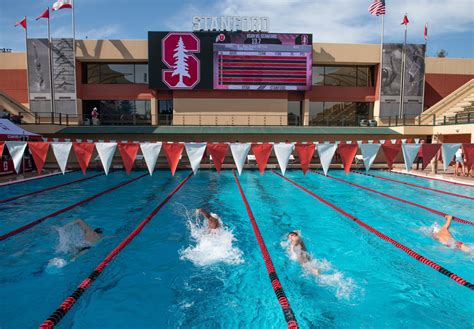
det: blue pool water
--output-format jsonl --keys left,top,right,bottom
{"left": 0, "top": 170, "right": 473, "bottom": 328}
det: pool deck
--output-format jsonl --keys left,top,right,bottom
{"left": 390, "top": 165, "right": 474, "bottom": 186}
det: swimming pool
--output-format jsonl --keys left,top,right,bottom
{"left": 0, "top": 169, "right": 473, "bottom": 328}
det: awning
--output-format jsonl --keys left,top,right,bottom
{"left": 0, "top": 119, "right": 41, "bottom": 141}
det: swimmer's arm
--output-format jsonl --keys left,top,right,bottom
{"left": 74, "top": 220, "right": 95, "bottom": 235}
{"left": 197, "top": 208, "right": 212, "bottom": 220}
{"left": 441, "top": 215, "right": 453, "bottom": 230}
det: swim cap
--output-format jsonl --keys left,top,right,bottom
{"left": 94, "top": 228, "right": 104, "bottom": 234}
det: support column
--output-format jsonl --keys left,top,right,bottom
{"left": 302, "top": 99, "right": 310, "bottom": 126}
{"left": 76, "top": 98, "right": 83, "bottom": 124}
{"left": 151, "top": 96, "right": 158, "bottom": 125}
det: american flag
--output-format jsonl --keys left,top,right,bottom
{"left": 368, "top": 0, "right": 386, "bottom": 16}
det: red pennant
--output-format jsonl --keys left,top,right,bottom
{"left": 381, "top": 144, "right": 402, "bottom": 169}
{"left": 395, "top": 139, "right": 402, "bottom": 144}
{"left": 163, "top": 143, "right": 184, "bottom": 176}
{"left": 421, "top": 144, "right": 441, "bottom": 170}
{"left": 15, "top": 17, "right": 27, "bottom": 29}
{"left": 251, "top": 143, "right": 273, "bottom": 175}
{"left": 462, "top": 144, "right": 474, "bottom": 170}
{"left": 36, "top": 8, "right": 50, "bottom": 20}
{"left": 295, "top": 144, "right": 315, "bottom": 175}
{"left": 0, "top": 142, "right": 4, "bottom": 156}
{"left": 72, "top": 142, "right": 95, "bottom": 174}
{"left": 338, "top": 144, "right": 358, "bottom": 175}
{"left": 118, "top": 143, "right": 139, "bottom": 175}
{"left": 28, "top": 142, "right": 49, "bottom": 174}
{"left": 406, "top": 138, "right": 413, "bottom": 144}
{"left": 207, "top": 143, "right": 228, "bottom": 173}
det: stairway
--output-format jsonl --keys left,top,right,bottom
{"left": 0, "top": 92, "right": 36, "bottom": 124}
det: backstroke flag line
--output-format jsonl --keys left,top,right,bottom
{"left": 140, "top": 142, "right": 162, "bottom": 175}
{"left": 317, "top": 143, "right": 337, "bottom": 176}
{"left": 401, "top": 143, "right": 420, "bottom": 171}
{"left": 360, "top": 143, "right": 381, "bottom": 171}
{"left": 5, "top": 141, "right": 27, "bottom": 174}
{"left": 50, "top": 142, "right": 72, "bottom": 174}
{"left": 185, "top": 143, "right": 207, "bottom": 175}
{"left": 230, "top": 143, "right": 251, "bottom": 175}
{"left": 95, "top": 142, "right": 117, "bottom": 175}
{"left": 274, "top": 143, "right": 294, "bottom": 176}
{"left": 441, "top": 143, "right": 461, "bottom": 171}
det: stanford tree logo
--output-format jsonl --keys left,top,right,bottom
{"left": 161, "top": 32, "right": 200, "bottom": 89}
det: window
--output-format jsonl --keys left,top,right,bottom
{"left": 158, "top": 100, "right": 173, "bottom": 125}
{"left": 288, "top": 101, "right": 302, "bottom": 126}
{"left": 312, "top": 66, "right": 373, "bottom": 87}
{"left": 82, "top": 63, "right": 149, "bottom": 84}
{"left": 82, "top": 100, "right": 151, "bottom": 125}
{"left": 309, "top": 102, "right": 371, "bottom": 126}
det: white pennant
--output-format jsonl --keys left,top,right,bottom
{"left": 50, "top": 142, "right": 72, "bottom": 174}
{"left": 360, "top": 143, "right": 381, "bottom": 172}
{"left": 230, "top": 143, "right": 251, "bottom": 175}
{"left": 414, "top": 138, "right": 420, "bottom": 144}
{"left": 441, "top": 143, "right": 461, "bottom": 171}
{"left": 95, "top": 142, "right": 117, "bottom": 175}
{"left": 274, "top": 143, "right": 294, "bottom": 176}
{"left": 391, "top": 139, "right": 397, "bottom": 144}
{"left": 140, "top": 142, "right": 162, "bottom": 175}
{"left": 5, "top": 141, "right": 27, "bottom": 174}
{"left": 379, "top": 139, "right": 385, "bottom": 144}
{"left": 401, "top": 139, "right": 407, "bottom": 144}
{"left": 185, "top": 143, "right": 207, "bottom": 175}
{"left": 402, "top": 144, "right": 421, "bottom": 171}
{"left": 317, "top": 143, "right": 337, "bottom": 176}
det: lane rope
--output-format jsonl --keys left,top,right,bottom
{"left": 233, "top": 170, "right": 299, "bottom": 329}
{"left": 0, "top": 173, "right": 105, "bottom": 204}
{"left": 386, "top": 169, "right": 474, "bottom": 188}
{"left": 351, "top": 170, "right": 474, "bottom": 201}
{"left": 272, "top": 170, "right": 474, "bottom": 291}
{"left": 38, "top": 173, "right": 192, "bottom": 329}
{"left": 0, "top": 171, "right": 72, "bottom": 188}
{"left": 312, "top": 171, "right": 474, "bottom": 226}
{"left": 0, "top": 173, "right": 148, "bottom": 242}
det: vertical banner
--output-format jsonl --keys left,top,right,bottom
{"left": 380, "top": 44, "right": 403, "bottom": 118}
{"left": 402, "top": 44, "right": 426, "bottom": 116}
{"left": 27, "top": 39, "right": 52, "bottom": 113}
{"left": 52, "top": 38, "right": 76, "bottom": 114}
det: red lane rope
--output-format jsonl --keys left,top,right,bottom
{"left": 233, "top": 170, "right": 299, "bottom": 329}
{"left": 272, "top": 170, "right": 474, "bottom": 291}
{"left": 312, "top": 171, "right": 474, "bottom": 226}
{"left": 0, "top": 173, "right": 148, "bottom": 242}
{"left": 0, "top": 171, "right": 71, "bottom": 188}
{"left": 385, "top": 169, "right": 474, "bottom": 188}
{"left": 38, "top": 173, "right": 192, "bottom": 329}
{"left": 0, "top": 173, "right": 105, "bottom": 204}
{"left": 351, "top": 171, "right": 474, "bottom": 201}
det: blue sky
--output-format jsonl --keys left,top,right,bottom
{"left": 1, "top": 0, "right": 473, "bottom": 58}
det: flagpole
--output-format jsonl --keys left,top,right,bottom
{"left": 421, "top": 23, "right": 428, "bottom": 114}
{"left": 24, "top": 17, "right": 32, "bottom": 115}
{"left": 47, "top": 8, "right": 55, "bottom": 114}
{"left": 378, "top": 14, "right": 384, "bottom": 122}
{"left": 72, "top": 0, "right": 78, "bottom": 118}
{"left": 399, "top": 17, "right": 408, "bottom": 119}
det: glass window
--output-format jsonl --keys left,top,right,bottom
{"left": 309, "top": 102, "right": 324, "bottom": 125}
{"left": 324, "top": 67, "right": 357, "bottom": 86}
{"left": 134, "top": 64, "right": 148, "bottom": 83}
{"left": 100, "top": 64, "right": 134, "bottom": 84}
{"left": 357, "top": 67, "right": 369, "bottom": 86}
{"left": 82, "top": 100, "right": 151, "bottom": 125}
{"left": 159, "top": 100, "right": 173, "bottom": 125}
{"left": 288, "top": 101, "right": 302, "bottom": 126}
{"left": 312, "top": 66, "right": 324, "bottom": 86}
{"left": 86, "top": 64, "right": 100, "bottom": 84}
{"left": 308, "top": 102, "right": 371, "bottom": 126}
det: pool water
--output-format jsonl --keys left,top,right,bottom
{"left": 0, "top": 170, "right": 473, "bottom": 328}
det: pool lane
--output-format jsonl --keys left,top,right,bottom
{"left": 240, "top": 171, "right": 474, "bottom": 329}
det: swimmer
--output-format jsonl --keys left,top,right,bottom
{"left": 196, "top": 208, "right": 221, "bottom": 231}
{"left": 61, "top": 219, "right": 103, "bottom": 255}
{"left": 288, "top": 232, "right": 319, "bottom": 276}
{"left": 433, "top": 215, "right": 470, "bottom": 252}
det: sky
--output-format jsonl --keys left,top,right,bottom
{"left": 1, "top": 0, "right": 473, "bottom": 58}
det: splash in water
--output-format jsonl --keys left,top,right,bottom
{"left": 54, "top": 223, "right": 91, "bottom": 255}
{"left": 179, "top": 207, "right": 244, "bottom": 266}
{"left": 45, "top": 257, "right": 67, "bottom": 274}
{"left": 282, "top": 235, "right": 358, "bottom": 300}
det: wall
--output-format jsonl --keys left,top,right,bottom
{"left": 0, "top": 53, "right": 28, "bottom": 105}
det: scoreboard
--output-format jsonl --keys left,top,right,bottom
{"left": 148, "top": 31, "right": 312, "bottom": 91}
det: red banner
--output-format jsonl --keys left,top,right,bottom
{"left": 462, "top": 143, "right": 474, "bottom": 170}
{"left": 118, "top": 143, "right": 139, "bottom": 175}
{"left": 295, "top": 144, "right": 315, "bottom": 174}
{"left": 206, "top": 143, "right": 228, "bottom": 173}
{"left": 421, "top": 144, "right": 441, "bottom": 170}
{"left": 338, "top": 144, "right": 358, "bottom": 174}
{"left": 0, "top": 142, "right": 4, "bottom": 157}
{"left": 381, "top": 144, "right": 402, "bottom": 169}
{"left": 251, "top": 143, "right": 273, "bottom": 174}
{"left": 163, "top": 143, "right": 184, "bottom": 176}
{"left": 72, "top": 142, "right": 95, "bottom": 174}
{"left": 27, "top": 142, "right": 49, "bottom": 174}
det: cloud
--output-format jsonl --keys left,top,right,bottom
{"left": 168, "top": 0, "right": 474, "bottom": 44}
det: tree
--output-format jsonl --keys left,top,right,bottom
{"left": 172, "top": 37, "right": 190, "bottom": 87}
{"left": 436, "top": 49, "right": 448, "bottom": 58}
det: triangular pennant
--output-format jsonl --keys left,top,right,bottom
{"left": 27, "top": 142, "right": 49, "bottom": 174}
{"left": 337, "top": 144, "right": 358, "bottom": 175}
{"left": 95, "top": 142, "right": 117, "bottom": 175}
{"left": 360, "top": 143, "right": 381, "bottom": 172}
{"left": 163, "top": 143, "right": 184, "bottom": 176}
{"left": 230, "top": 143, "right": 251, "bottom": 175}
{"left": 414, "top": 138, "right": 420, "bottom": 144}
{"left": 441, "top": 143, "right": 461, "bottom": 171}
{"left": 381, "top": 144, "right": 401, "bottom": 169}
{"left": 317, "top": 143, "right": 337, "bottom": 176}
{"left": 50, "top": 142, "right": 72, "bottom": 174}
{"left": 0, "top": 142, "right": 4, "bottom": 157}
{"left": 391, "top": 139, "right": 397, "bottom": 144}
{"left": 118, "top": 143, "right": 139, "bottom": 175}
{"left": 462, "top": 143, "right": 474, "bottom": 170}
{"left": 421, "top": 144, "right": 441, "bottom": 170}
{"left": 251, "top": 143, "right": 273, "bottom": 175}
{"left": 185, "top": 143, "right": 207, "bottom": 175}
{"left": 6, "top": 141, "right": 27, "bottom": 174}
{"left": 72, "top": 142, "right": 95, "bottom": 174}
{"left": 206, "top": 143, "right": 228, "bottom": 174}
{"left": 401, "top": 144, "right": 421, "bottom": 171}
{"left": 274, "top": 143, "right": 294, "bottom": 176}
{"left": 140, "top": 142, "right": 162, "bottom": 175}
{"left": 379, "top": 139, "right": 386, "bottom": 144}
{"left": 295, "top": 144, "right": 315, "bottom": 175}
